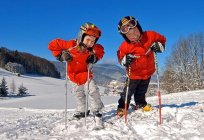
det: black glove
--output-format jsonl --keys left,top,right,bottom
{"left": 87, "top": 47, "right": 93, "bottom": 52}
{"left": 86, "top": 54, "right": 98, "bottom": 64}
{"left": 56, "top": 51, "right": 73, "bottom": 62}
{"left": 121, "top": 54, "right": 135, "bottom": 67}
{"left": 151, "top": 42, "right": 165, "bottom": 53}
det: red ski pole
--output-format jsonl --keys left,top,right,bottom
{"left": 154, "top": 52, "right": 162, "bottom": 124}
{"left": 124, "top": 66, "right": 131, "bottom": 124}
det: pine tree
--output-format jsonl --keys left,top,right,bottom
{"left": 0, "top": 77, "right": 8, "bottom": 97}
{"left": 17, "top": 83, "right": 28, "bottom": 96}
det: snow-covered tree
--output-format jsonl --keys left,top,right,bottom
{"left": 0, "top": 77, "right": 8, "bottom": 97}
{"left": 17, "top": 83, "right": 28, "bottom": 96}
{"left": 162, "top": 32, "right": 204, "bottom": 93}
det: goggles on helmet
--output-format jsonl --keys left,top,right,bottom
{"left": 120, "top": 19, "right": 137, "bottom": 34}
{"left": 81, "top": 27, "right": 101, "bottom": 38}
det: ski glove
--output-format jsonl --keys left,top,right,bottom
{"left": 121, "top": 54, "right": 135, "bottom": 67}
{"left": 86, "top": 54, "right": 98, "bottom": 64}
{"left": 87, "top": 47, "right": 93, "bottom": 52}
{"left": 151, "top": 42, "right": 165, "bottom": 53}
{"left": 56, "top": 51, "right": 73, "bottom": 62}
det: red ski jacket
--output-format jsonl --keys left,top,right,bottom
{"left": 117, "top": 31, "right": 166, "bottom": 80}
{"left": 48, "top": 39, "right": 104, "bottom": 85}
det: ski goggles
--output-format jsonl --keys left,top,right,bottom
{"left": 81, "top": 27, "right": 101, "bottom": 38}
{"left": 119, "top": 19, "right": 137, "bottom": 34}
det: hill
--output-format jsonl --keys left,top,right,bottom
{"left": 0, "top": 47, "right": 60, "bottom": 78}
{"left": 0, "top": 68, "right": 118, "bottom": 109}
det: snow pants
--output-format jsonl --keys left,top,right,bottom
{"left": 70, "top": 79, "right": 104, "bottom": 113}
{"left": 117, "top": 77, "right": 151, "bottom": 109}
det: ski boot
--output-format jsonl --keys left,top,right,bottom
{"left": 142, "top": 104, "right": 153, "bottom": 112}
{"left": 93, "top": 110, "right": 104, "bottom": 130}
{"left": 130, "top": 103, "right": 145, "bottom": 110}
{"left": 73, "top": 110, "right": 90, "bottom": 119}
{"left": 117, "top": 108, "right": 125, "bottom": 117}
{"left": 130, "top": 103, "right": 153, "bottom": 112}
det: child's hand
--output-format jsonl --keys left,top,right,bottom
{"left": 151, "top": 42, "right": 165, "bottom": 53}
{"left": 86, "top": 54, "right": 98, "bottom": 64}
{"left": 56, "top": 51, "right": 73, "bottom": 62}
{"left": 121, "top": 54, "right": 135, "bottom": 67}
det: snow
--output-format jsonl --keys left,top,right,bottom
{"left": 1, "top": 68, "right": 204, "bottom": 139}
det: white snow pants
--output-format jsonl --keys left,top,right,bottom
{"left": 70, "top": 79, "right": 104, "bottom": 113}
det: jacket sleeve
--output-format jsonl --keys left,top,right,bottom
{"left": 93, "top": 44, "right": 104, "bottom": 60}
{"left": 48, "top": 39, "right": 75, "bottom": 57}
{"left": 154, "top": 32, "right": 166, "bottom": 44}
{"left": 117, "top": 42, "right": 127, "bottom": 63}
{"left": 148, "top": 31, "right": 166, "bottom": 46}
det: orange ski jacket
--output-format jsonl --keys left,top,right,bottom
{"left": 48, "top": 39, "right": 104, "bottom": 85}
{"left": 117, "top": 31, "right": 166, "bottom": 80}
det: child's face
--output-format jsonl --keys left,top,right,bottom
{"left": 83, "top": 35, "right": 96, "bottom": 48}
{"left": 125, "top": 27, "right": 141, "bottom": 42}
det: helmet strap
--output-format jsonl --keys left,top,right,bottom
{"left": 79, "top": 42, "right": 87, "bottom": 48}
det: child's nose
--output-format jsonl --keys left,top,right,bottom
{"left": 87, "top": 41, "right": 93, "bottom": 47}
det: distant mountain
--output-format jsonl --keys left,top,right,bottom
{"left": 52, "top": 62, "right": 126, "bottom": 86}
{"left": 93, "top": 64, "right": 126, "bottom": 86}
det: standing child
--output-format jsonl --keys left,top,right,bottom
{"left": 116, "top": 16, "right": 166, "bottom": 117}
{"left": 48, "top": 22, "right": 104, "bottom": 127}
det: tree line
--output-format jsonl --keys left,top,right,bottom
{"left": 0, "top": 47, "right": 60, "bottom": 78}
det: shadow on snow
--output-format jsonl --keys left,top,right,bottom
{"left": 156, "top": 101, "right": 199, "bottom": 108}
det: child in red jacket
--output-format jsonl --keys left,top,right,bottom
{"left": 48, "top": 22, "right": 104, "bottom": 127}
{"left": 116, "top": 16, "right": 166, "bottom": 117}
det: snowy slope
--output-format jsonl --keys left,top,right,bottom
{"left": 0, "top": 68, "right": 118, "bottom": 109}
{"left": 1, "top": 68, "right": 204, "bottom": 139}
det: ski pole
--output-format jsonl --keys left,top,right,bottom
{"left": 85, "top": 64, "right": 92, "bottom": 127}
{"left": 154, "top": 52, "right": 162, "bottom": 125}
{"left": 65, "top": 61, "right": 68, "bottom": 129}
{"left": 124, "top": 66, "right": 131, "bottom": 124}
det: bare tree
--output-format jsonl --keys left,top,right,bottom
{"left": 10, "top": 79, "right": 16, "bottom": 95}
{"left": 162, "top": 32, "right": 204, "bottom": 93}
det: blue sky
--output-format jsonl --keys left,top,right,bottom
{"left": 1, "top": 0, "right": 204, "bottom": 69}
